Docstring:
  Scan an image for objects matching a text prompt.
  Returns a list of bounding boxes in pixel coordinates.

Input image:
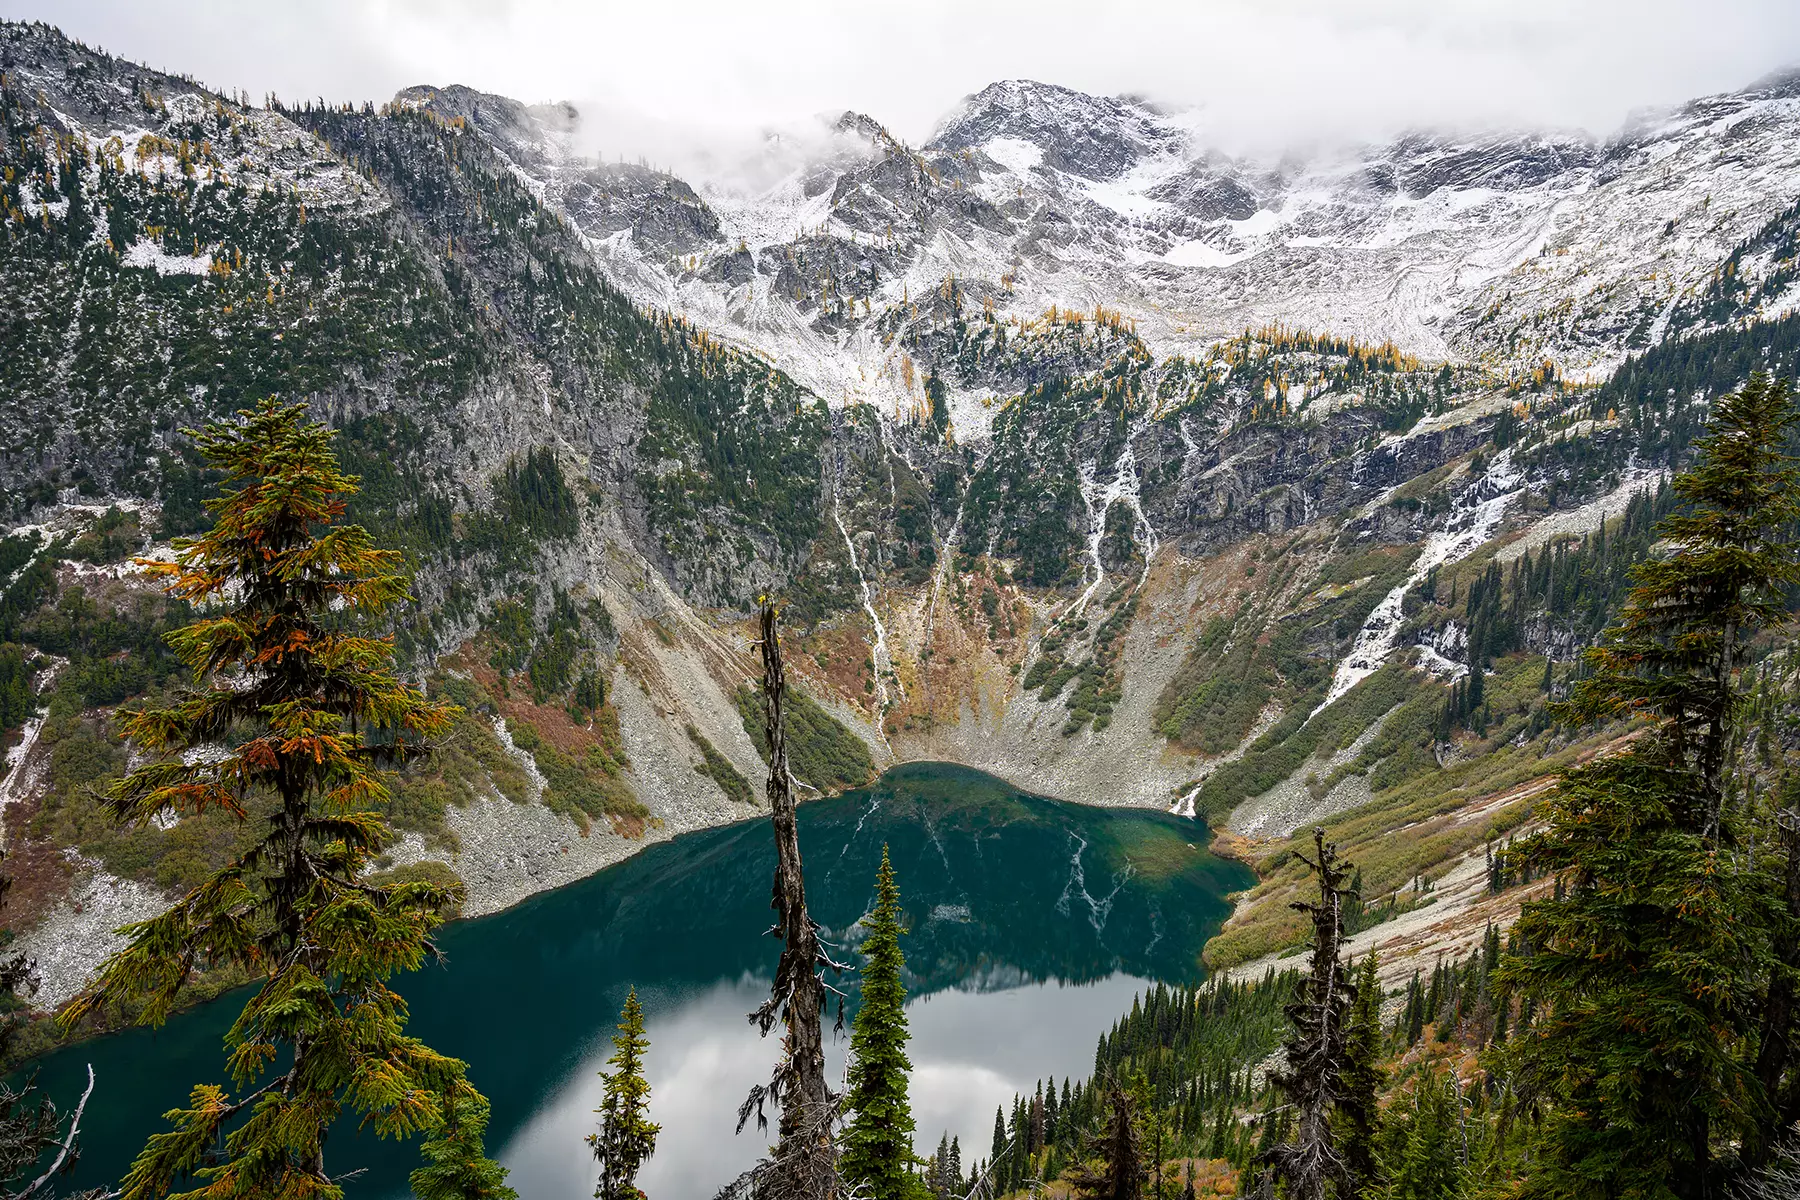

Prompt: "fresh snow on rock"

[1315,450,1526,714]
[121,238,214,276]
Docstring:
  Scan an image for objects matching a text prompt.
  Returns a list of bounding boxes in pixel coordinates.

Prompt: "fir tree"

[591,988,660,1200]
[1385,1073,1464,1200]
[412,1095,517,1200]
[1257,829,1356,1200]
[841,846,919,1200]
[1067,1079,1144,1200]
[1338,954,1385,1197]
[61,399,500,1200]
[1499,374,1800,1198]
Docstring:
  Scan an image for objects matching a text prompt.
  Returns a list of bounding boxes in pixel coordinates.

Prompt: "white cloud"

[11,0,1800,166]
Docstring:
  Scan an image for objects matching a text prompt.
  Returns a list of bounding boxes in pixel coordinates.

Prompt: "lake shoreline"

[20,764,1252,1198]
[9,760,1233,1071]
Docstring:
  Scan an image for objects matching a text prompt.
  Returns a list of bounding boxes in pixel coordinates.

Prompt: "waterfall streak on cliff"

[834,504,903,717]
[1313,450,1525,716]
[1063,431,1159,626]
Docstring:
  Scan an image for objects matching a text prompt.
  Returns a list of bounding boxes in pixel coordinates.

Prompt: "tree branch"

[15,1064,94,1200]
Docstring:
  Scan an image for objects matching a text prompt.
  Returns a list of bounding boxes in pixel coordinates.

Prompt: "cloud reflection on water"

[493,973,1150,1200]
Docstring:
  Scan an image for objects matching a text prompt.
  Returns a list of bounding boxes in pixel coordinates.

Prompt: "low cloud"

[14,0,1800,170]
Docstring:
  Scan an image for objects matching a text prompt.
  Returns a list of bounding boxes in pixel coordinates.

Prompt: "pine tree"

[841,846,919,1200]
[1067,1079,1143,1200]
[1257,829,1356,1200]
[1338,954,1385,1197]
[591,988,659,1200]
[1385,1072,1464,1200]
[412,1095,517,1200]
[61,399,499,1200]
[1499,374,1800,1198]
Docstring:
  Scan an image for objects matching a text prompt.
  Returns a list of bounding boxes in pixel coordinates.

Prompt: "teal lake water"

[24,762,1250,1198]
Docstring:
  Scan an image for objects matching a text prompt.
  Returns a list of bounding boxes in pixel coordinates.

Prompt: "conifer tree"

[1338,954,1385,1197]
[1499,374,1800,1198]
[1257,829,1356,1200]
[591,988,660,1200]
[841,846,919,1200]
[1067,1079,1143,1200]
[411,1095,517,1200]
[61,399,501,1200]
[1384,1073,1464,1200]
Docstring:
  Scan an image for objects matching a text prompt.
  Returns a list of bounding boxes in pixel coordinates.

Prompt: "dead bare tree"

[1065,1076,1144,1200]
[736,600,846,1200]
[1255,828,1357,1200]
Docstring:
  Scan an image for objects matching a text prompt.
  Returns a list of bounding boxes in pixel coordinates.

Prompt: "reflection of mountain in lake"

[25,763,1249,1198]
[582,762,1246,998]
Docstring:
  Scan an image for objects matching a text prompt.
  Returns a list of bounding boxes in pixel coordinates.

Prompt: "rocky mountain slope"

[3,17,1800,1016]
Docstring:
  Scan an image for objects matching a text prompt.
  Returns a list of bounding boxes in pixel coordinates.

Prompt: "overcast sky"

[10,0,1800,166]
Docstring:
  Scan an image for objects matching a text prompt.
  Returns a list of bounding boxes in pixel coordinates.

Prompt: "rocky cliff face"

[3,18,1799,1004]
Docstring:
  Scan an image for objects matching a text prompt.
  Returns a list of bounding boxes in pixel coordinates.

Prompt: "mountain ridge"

[3,18,1800,1018]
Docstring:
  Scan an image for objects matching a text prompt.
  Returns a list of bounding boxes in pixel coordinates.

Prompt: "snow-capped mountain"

[423,70,1800,429]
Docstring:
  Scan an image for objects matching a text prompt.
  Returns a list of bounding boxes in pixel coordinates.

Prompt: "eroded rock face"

[2,19,1791,1002]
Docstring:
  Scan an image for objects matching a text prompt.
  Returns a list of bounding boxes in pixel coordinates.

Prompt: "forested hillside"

[4,27,1800,1200]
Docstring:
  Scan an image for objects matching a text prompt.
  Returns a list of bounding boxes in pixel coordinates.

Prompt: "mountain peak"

[928,79,1178,180]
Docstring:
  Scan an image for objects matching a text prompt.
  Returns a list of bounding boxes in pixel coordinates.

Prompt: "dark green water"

[25,762,1249,1198]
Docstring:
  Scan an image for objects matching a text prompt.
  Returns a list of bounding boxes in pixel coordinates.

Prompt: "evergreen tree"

[1258,829,1356,1200]
[61,399,500,1200]
[1067,1079,1144,1200]
[1338,954,1385,1197]
[412,1095,517,1200]
[591,988,659,1200]
[1385,1073,1464,1200]
[926,372,951,441]
[1499,374,1800,1199]
[841,846,919,1200]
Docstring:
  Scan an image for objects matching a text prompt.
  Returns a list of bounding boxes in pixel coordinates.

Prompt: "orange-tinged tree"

[62,399,508,1200]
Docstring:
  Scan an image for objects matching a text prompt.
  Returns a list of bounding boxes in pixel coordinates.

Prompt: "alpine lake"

[25,762,1251,1198]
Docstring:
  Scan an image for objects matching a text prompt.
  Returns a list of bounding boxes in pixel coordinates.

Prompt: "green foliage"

[1427,483,1676,738]
[484,598,536,675]
[590,989,659,1200]
[66,505,143,564]
[735,685,876,795]
[1191,665,1419,820]
[0,534,56,644]
[1378,1071,1467,1200]
[505,715,644,832]
[1155,617,1275,753]
[1499,375,1800,1199]
[0,644,31,734]
[976,975,1291,1195]
[687,724,753,806]
[841,848,918,1200]
[572,668,607,718]
[497,447,578,541]
[58,399,502,1200]
[1339,954,1385,1194]
[410,1094,517,1200]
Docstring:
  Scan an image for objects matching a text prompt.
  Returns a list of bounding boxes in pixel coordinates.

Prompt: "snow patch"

[1315,450,1526,714]
[121,238,213,276]
[981,137,1043,175]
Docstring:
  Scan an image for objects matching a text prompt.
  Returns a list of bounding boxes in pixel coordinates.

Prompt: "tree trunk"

[743,601,838,1200]
[1258,828,1354,1200]
[1751,805,1800,1168]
